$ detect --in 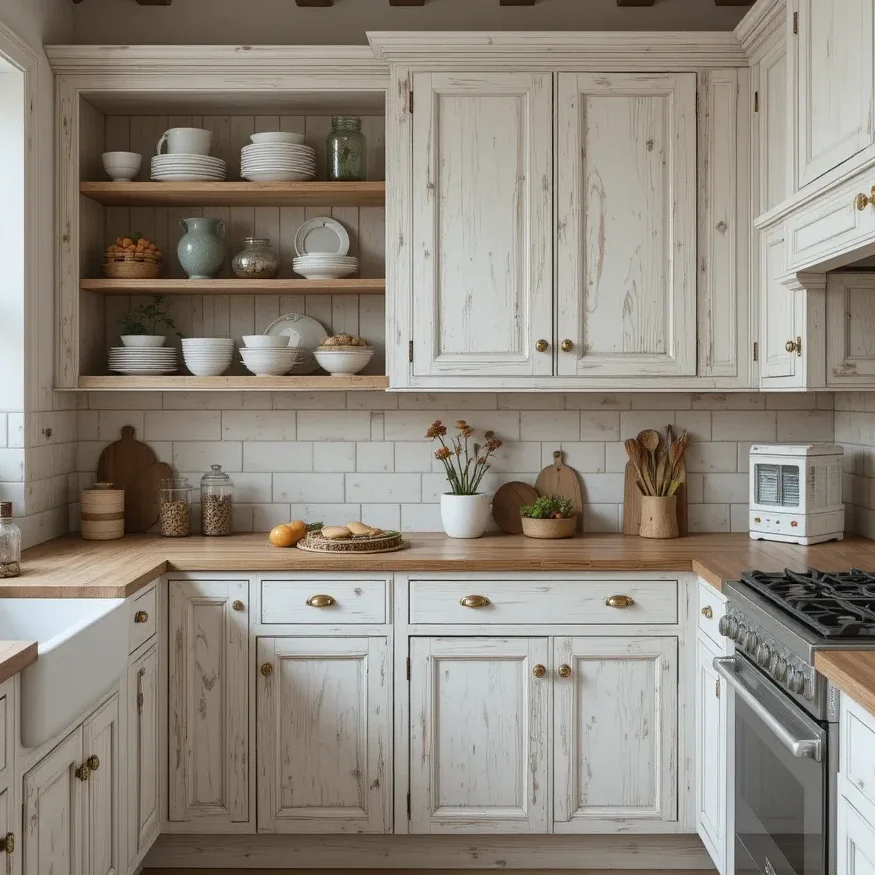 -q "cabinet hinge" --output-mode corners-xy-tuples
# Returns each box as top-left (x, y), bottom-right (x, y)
(408, 340), (414, 364)
(137, 692), (144, 713)
(406, 657), (411, 680)
(408, 89), (413, 115)
(407, 792), (411, 820)
(695, 92), (699, 116)
(137, 666), (145, 714)
(716, 678), (721, 699)
(754, 90), (759, 113)
(753, 341), (759, 362)
(793, 10), (798, 34)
